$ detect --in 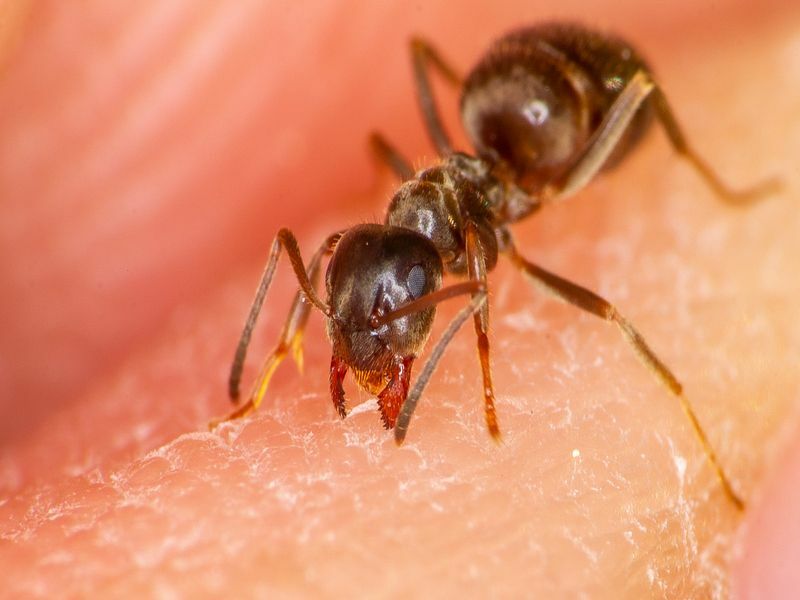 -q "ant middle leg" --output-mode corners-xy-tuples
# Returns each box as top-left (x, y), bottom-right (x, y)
(369, 131), (415, 182)
(651, 88), (781, 204)
(411, 37), (463, 156)
(466, 222), (501, 441)
(504, 236), (745, 510)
